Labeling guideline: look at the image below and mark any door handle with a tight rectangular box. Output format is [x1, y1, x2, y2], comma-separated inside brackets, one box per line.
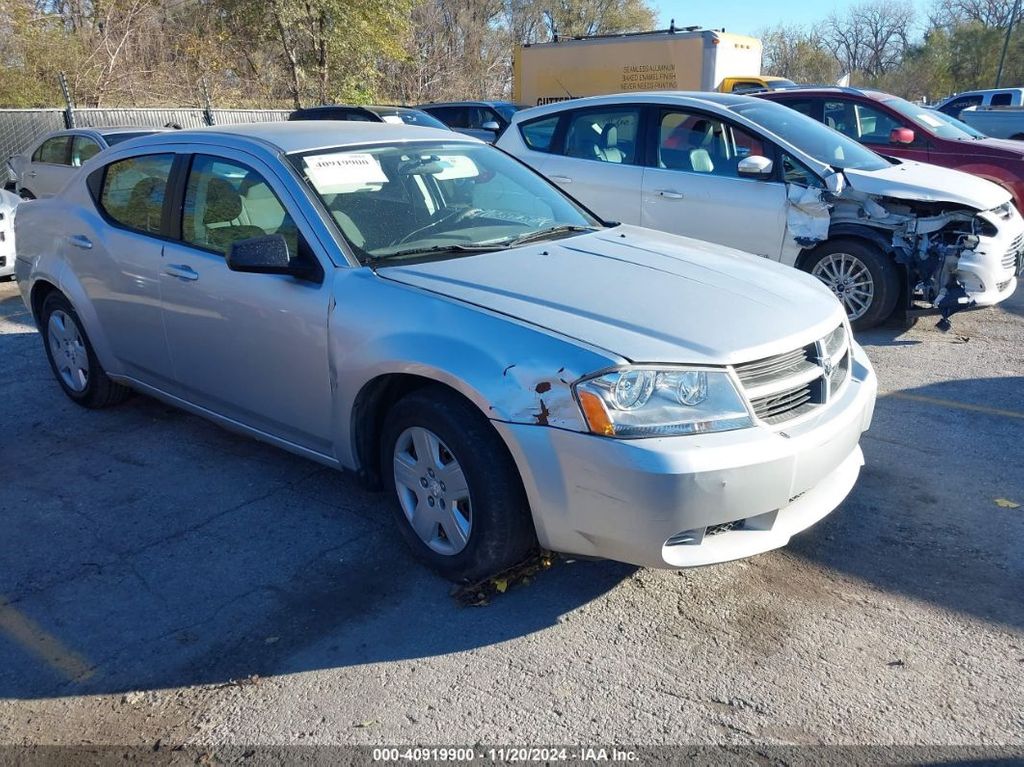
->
[164, 264, 198, 281]
[656, 189, 684, 199]
[68, 234, 93, 250]
[26, 170, 37, 178]
[549, 175, 573, 184]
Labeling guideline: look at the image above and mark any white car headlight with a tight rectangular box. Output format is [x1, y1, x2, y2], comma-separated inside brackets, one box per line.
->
[574, 367, 753, 438]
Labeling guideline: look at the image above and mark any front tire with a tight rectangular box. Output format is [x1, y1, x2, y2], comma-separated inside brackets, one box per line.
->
[40, 292, 130, 408]
[803, 238, 900, 330]
[381, 387, 536, 581]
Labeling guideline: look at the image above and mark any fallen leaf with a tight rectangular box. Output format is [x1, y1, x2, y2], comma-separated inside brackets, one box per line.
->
[995, 498, 1020, 509]
[494, 578, 508, 594]
[354, 720, 377, 728]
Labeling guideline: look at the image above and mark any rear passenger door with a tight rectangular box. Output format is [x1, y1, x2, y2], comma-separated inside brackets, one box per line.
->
[640, 107, 787, 258]
[539, 105, 644, 224]
[158, 150, 335, 453]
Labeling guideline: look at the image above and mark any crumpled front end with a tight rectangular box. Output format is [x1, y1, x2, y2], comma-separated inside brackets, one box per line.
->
[786, 180, 1023, 325]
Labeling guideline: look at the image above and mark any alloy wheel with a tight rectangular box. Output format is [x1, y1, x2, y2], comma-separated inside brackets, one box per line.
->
[812, 252, 875, 321]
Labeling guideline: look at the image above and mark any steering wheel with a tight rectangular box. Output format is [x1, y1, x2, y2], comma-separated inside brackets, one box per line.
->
[391, 205, 479, 246]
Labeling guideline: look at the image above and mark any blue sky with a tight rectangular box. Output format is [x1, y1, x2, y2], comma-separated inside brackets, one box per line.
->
[650, 0, 927, 37]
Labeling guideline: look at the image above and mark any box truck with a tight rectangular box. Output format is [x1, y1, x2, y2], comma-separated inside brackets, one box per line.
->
[513, 27, 773, 106]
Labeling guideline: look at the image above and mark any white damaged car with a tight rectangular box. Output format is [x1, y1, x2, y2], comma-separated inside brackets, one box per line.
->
[497, 92, 1024, 329]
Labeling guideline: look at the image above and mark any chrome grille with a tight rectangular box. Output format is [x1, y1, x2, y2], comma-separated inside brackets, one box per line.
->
[733, 323, 850, 425]
[1003, 234, 1023, 271]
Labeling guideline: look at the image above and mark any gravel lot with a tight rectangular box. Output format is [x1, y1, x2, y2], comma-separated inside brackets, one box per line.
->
[0, 275, 1022, 755]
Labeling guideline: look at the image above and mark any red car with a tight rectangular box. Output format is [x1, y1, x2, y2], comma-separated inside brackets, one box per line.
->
[757, 87, 1024, 212]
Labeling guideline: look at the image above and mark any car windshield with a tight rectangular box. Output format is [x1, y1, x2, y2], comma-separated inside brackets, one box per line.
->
[495, 104, 520, 121]
[731, 100, 889, 171]
[883, 97, 983, 140]
[376, 108, 450, 130]
[292, 141, 600, 263]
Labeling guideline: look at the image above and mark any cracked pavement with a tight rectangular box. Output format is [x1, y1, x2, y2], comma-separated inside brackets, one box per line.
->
[0, 278, 1022, 749]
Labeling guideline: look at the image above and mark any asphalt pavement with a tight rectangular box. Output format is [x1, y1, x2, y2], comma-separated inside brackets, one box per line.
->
[0, 277, 1021, 754]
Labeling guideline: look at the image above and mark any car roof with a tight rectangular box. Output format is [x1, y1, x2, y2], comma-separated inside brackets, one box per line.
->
[419, 101, 516, 108]
[114, 120, 478, 154]
[507, 90, 766, 121]
[759, 86, 891, 101]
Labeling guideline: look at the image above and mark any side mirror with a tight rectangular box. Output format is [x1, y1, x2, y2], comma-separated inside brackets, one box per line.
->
[226, 234, 294, 276]
[736, 155, 774, 178]
[481, 121, 501, 132]
[890, 127, 915, 145]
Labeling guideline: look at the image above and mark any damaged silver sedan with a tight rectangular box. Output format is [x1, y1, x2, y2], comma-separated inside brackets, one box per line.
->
[498, 93, 1023, 329]
[15, 123, 876, 580]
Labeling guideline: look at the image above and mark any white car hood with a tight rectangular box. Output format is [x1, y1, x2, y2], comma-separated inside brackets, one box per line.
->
[843, 160, 1010, 211]
[378, 226, 846, 365]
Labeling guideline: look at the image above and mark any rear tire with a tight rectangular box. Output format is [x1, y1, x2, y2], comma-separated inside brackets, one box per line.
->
[803, 238, 900, 330]
[18, 189, 35, 201]
[40, 292, 131, 408]
[381, 386, 537, 582]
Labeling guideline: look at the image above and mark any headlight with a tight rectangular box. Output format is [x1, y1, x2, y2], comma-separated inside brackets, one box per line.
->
[574, 367, 753, 438]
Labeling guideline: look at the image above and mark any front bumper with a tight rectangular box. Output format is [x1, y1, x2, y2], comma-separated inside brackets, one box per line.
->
[495, 342, 877, 569]
[959, 208, 1024, 306]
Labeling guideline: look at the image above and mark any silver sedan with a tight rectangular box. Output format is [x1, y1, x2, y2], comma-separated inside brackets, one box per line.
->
[14, 122, 876, 580]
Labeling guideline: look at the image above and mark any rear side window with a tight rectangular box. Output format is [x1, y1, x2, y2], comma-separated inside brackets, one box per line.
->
[519, 115, 560, 152]
[98, 154, 174, 235]
[33, 136, 71, 165]
[563, 108, 640, 164]
[778, 99, 817, 118]
[991, 92, 1013, 106]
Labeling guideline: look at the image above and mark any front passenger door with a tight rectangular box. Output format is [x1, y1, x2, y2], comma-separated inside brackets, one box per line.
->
[640, 109, 787, 257]
[159, 152, 335, 454]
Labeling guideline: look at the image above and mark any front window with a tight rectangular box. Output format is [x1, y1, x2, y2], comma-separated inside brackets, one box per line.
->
[494, 104, 520, 122]
[884, 96, 981, 140]
[657, 110, 768, 178]
[824, 100, 905, 144]
[292, 142, 599, 263]
[378, 110, 448, 130]
[730, 99, 888, 171]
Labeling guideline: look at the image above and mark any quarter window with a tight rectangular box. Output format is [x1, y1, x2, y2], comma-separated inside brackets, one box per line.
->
[99, 154, 174, 234]
[519, 115, 560, 152]
[657, 111, 767, 178]
[563, 108, 639, 164]
[183, 155, 299, 256]
[824, 100, 905, 144]
[33, 136, 71, 165]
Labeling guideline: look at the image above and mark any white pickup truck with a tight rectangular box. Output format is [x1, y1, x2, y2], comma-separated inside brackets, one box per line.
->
[957, 106, 1024, 141]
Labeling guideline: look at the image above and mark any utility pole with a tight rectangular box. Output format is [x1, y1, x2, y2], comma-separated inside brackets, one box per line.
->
[996, 0, 1021, 88]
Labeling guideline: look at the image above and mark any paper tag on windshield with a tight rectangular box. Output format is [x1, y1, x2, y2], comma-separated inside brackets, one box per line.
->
[304, 152, 387, 191]
[432, 155, 479, 180]
[381, 115, 404, 125]
[917, 113, 944, 128]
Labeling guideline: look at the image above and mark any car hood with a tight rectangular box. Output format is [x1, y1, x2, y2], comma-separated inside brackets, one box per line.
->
[843, 160, 1010, 210]
[973, 137, 1024, 159]
[377, 226, 845, 365]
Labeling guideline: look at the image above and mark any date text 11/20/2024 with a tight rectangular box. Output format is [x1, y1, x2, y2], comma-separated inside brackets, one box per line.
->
[372, 747, 639, 762]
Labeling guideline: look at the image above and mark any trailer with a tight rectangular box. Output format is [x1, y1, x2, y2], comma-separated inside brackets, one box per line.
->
[513, 27, 763, 106]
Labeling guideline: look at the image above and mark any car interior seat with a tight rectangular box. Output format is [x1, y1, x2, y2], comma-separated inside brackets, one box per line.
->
[125, 177, 166, 234]
[600, 124, 626, 163]
[568, 125, 605, 161]
[201, 178, 266, 252]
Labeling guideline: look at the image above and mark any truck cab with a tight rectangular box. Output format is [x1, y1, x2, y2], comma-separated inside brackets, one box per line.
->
[719, 76, 796, 94]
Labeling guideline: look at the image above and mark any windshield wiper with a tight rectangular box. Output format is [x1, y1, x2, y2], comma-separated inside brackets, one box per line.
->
[503, 224, 598, 247]
[371, 243, 504, 262]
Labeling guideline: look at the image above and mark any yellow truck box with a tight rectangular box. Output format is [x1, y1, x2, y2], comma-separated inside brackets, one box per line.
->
[513, 28, 763, 106]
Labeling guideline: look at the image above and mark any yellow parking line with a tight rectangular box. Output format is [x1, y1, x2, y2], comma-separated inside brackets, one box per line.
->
[887, 391, 1024, 420]
[0, 596, 94, 683]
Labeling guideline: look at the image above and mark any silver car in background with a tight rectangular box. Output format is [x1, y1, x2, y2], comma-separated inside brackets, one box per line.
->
[14, 122, 876, 580]
[10, 127, 166, 199]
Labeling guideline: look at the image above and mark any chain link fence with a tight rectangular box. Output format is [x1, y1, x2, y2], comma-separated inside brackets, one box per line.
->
[1, 107, 291, 186]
